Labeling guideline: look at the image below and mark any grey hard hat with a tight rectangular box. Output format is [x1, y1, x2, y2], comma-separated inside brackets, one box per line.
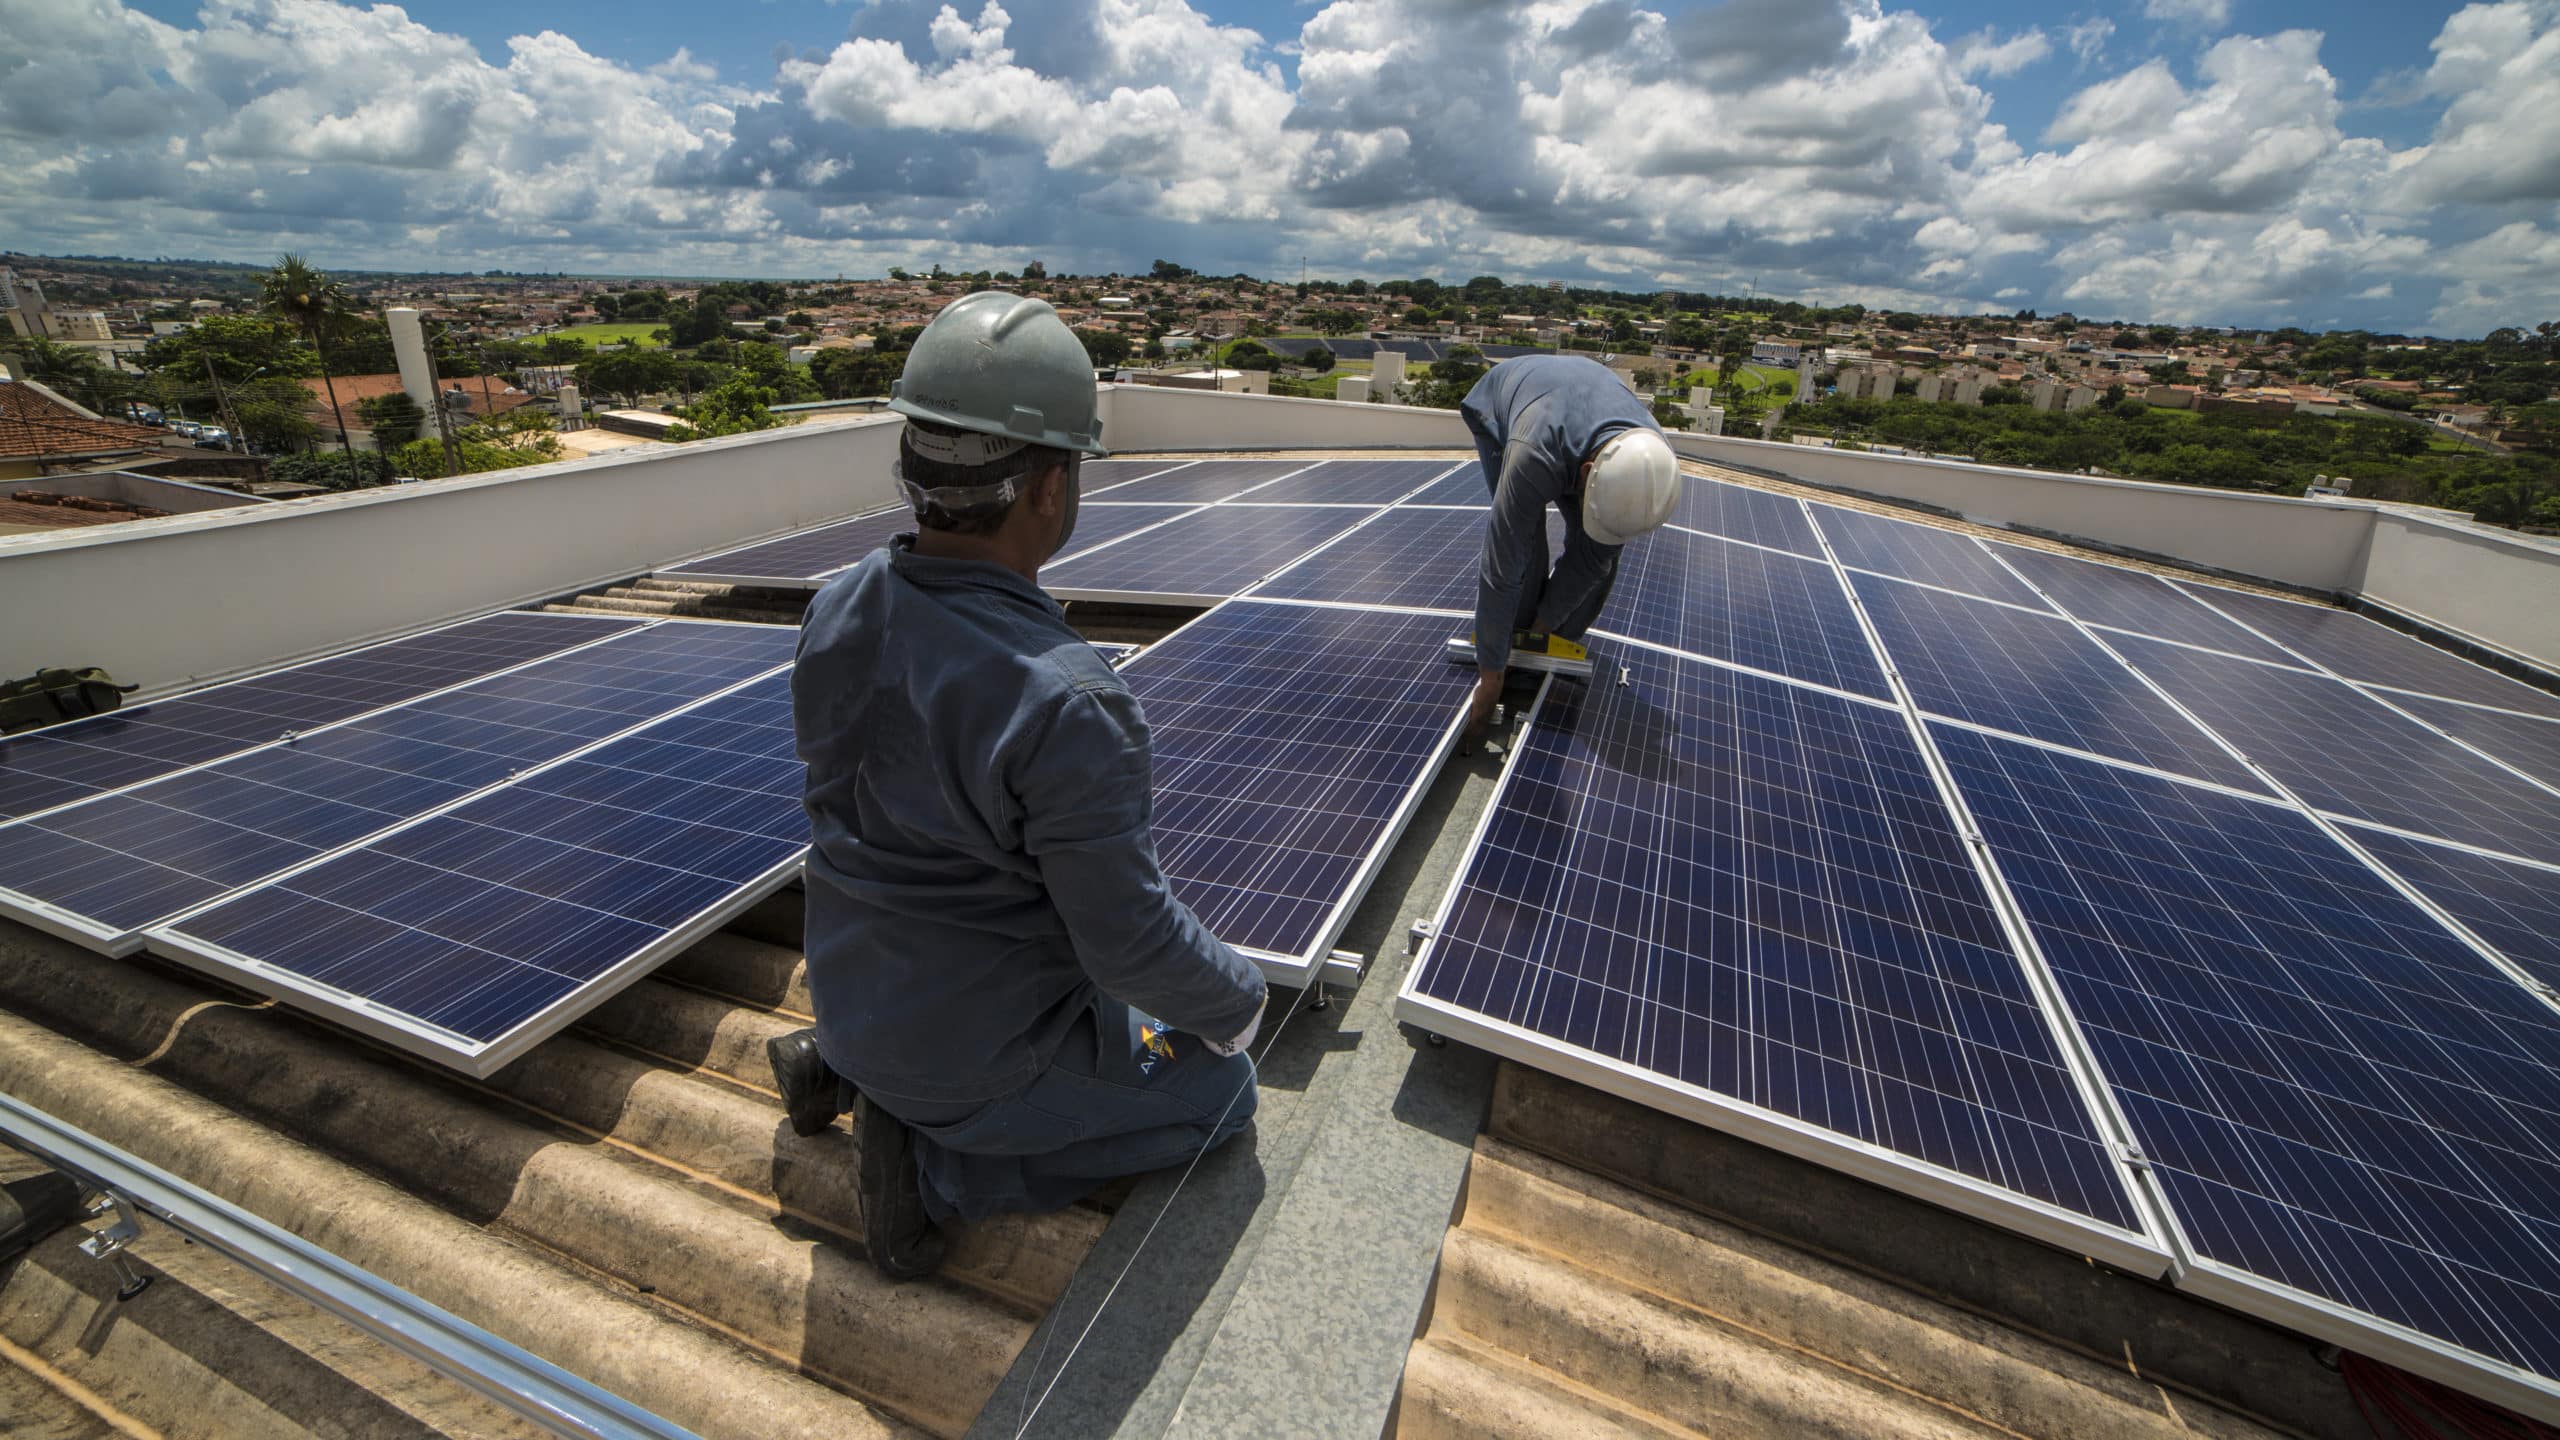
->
[890, 291, 1107, 456]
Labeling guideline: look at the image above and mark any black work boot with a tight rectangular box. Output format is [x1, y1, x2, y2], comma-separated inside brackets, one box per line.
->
[857, 1095, 946, 1282]
[766, 1028, 850, 1138]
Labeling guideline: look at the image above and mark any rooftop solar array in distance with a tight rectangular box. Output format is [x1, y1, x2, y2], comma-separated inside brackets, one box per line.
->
[1669, 480, 1821, 557]
[1252, 505, 1486, 612]
[2181, 584, 2560, 720]
[1400, 650, 2163, 1268]
[2344, 826, 2560, 994]
[2376, 693, 2560, 789]
[1239, 458, 1457, 506]
[1937, 725, 2560, 1411]
[1051, 503, 1200, 561]
[1809, 506, 2049, 609]
[1043, 504, 1379, 603]
[151, 671, 807, 1075]
[1848, 574, 2263, 792]
[1090, 458, 1317, 505]
[1079, 457, 1194, 492]
[2110, 633, 2560, 868]
[1595, 527, 1889, 699]
[1990, 549, 2298, 665]
[659, 507, 910, 587]
[1400, 463, 1487, 506]
[0, 612, 644, 823]
[1121, 601, 1475, 983]
[0, 622, 800, 950]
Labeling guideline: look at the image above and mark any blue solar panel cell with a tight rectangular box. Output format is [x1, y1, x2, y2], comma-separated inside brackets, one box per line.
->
[1991, 550, 2297, 665]
[1050, 504, 1199, 562]
[1937, 724, 2560, 1393]
[2344, 826, 2560, 996]
[1810, 506, 2048, 608]
[1044, 505, 1378, 601]
[1079, 458, 1193, 492]
[0, 622, 798, 948]
[0, 613, 643, 823]
[1252, 505, 1486, 611]
[1668, 480, 1820, 557]
[1088, 459, 1318, 504]
[1850, 574, 2263, 791]
[2113, 633, 2560, 868]
[1124, 601, 1475, 974]
[1404, 650, 2150, 1244]
[1595, 528, 1889, 698]
[154, 674, 807, 1068]
[2377, 692, 2560, 791]
[660, 508, 910, 584]
[2179, 585, 2560, 721]
[1400, 463, 1488, 506]
[1240, 459, 1456, 505]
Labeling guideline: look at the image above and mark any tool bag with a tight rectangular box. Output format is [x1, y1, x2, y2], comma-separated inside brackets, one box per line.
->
[0, 666, 139, 734]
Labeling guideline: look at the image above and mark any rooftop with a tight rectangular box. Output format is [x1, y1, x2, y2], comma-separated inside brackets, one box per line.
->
[0, 393, 2557, 1439]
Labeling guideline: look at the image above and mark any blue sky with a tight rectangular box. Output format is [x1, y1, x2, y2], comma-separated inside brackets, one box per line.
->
[14, 0, 2560, 335]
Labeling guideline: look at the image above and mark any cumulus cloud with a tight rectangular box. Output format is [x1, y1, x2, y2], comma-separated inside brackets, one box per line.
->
[2396, 0, 2560, 205]
[1951, 27, 2052, 78]
[0, 0, 2551, 334]
[2142, 0, 2232, 31]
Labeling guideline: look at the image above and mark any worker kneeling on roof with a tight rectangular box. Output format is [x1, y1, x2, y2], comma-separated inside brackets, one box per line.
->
[1462, 354, 1681, 741]
[770, 292, 1268, 1282]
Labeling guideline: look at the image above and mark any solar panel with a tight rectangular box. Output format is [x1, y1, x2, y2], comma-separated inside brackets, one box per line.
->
[1087, 458, 1319, 505]
[1668, 480, 1820, 557]
[1399, 650, 2163, 1270]
[1937, 724, 2560, 1416]
[1240, 458, 1457, 506]
[1122, 600, 1475, 985]
[1080, 457, 1195, 493]
[148, 671, 807, 1076]
[1399, 463, 1488, 506]
[1594, 527, 1889, 699]
[2110, 632, 2560, 869]
[2345, 826, 2560, 996]
[659, 507, 909, 587]
[1809, 506, 2048, 609]
[1990, 550, 2297, 665]
[0, 612, 644, 824]
[0, 621, 800, 951]
[1051, 504, 1201, 562]
[1848, 573, 2263, 792]
[2178, 585, 2560, 721]
[1043, 504, 1379, 604]
[2380, 692, 2560, 791]
[1253, 506, 1486, 612]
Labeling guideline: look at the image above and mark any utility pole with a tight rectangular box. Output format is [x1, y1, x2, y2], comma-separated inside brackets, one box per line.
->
[201, 357, 246, 452]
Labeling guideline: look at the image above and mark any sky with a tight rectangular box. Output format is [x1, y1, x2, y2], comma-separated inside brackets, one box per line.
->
[5, 0, 2556, 337]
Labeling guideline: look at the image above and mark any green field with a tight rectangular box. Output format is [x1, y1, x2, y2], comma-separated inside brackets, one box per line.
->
[549, 322, 667, 349]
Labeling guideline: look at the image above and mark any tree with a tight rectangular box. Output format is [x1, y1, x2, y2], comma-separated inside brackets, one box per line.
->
[356, 391, 425, 447]
[139, 315, 313, 384]
[809, 348, 903, 400]
[2112, 330, 2145, 350]
[261, 254, 358, 461]
[1080, 330, 1133, 368]
[1300, 347, 1336, 374]
[1224, 340, 1278, 371]
[668, 376, 783, 440]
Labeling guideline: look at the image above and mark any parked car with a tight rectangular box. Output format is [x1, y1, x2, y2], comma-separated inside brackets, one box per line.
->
[169, 419, 203, 437]
[193, 426, 230, 447]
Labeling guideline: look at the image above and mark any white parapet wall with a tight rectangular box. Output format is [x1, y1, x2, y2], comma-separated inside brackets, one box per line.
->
[2, 391, 2552, 694]
[0, 415, 903, 692]
[1668, 431, 2560, 673]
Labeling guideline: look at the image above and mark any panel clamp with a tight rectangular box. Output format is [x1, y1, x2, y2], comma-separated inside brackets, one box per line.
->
[2113, 1142, 2152, 1172]
[79, 1189, 153, 1300]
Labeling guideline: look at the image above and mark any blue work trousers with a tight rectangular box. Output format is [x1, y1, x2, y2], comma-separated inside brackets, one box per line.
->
[872, 993, 1258, 1224]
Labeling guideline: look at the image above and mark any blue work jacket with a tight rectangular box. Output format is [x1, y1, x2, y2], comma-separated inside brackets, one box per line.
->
[793, 536, 1267, 1106]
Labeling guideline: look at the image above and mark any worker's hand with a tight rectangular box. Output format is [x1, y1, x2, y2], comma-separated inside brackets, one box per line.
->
[1460, 667, 1505, 754]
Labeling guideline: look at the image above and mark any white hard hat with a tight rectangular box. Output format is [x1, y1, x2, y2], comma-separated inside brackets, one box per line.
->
[1583, 428, 1678, 546]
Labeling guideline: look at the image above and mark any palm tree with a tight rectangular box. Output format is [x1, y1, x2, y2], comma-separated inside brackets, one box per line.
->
[261, 254, 355, 460]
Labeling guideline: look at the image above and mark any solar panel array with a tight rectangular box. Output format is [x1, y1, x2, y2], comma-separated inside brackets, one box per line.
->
[27, 443, 2560, 1416]
[1403, 483, 2560, 1421]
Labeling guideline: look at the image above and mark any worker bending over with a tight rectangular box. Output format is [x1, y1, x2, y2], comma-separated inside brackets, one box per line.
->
[1461, 354, 1681, 738]
[770, 292, 1268, 1282]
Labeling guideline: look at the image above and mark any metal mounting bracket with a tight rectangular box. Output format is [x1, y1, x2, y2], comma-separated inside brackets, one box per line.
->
[79, 1190, 152, 1300]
